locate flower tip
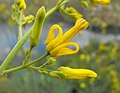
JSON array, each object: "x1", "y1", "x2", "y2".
[
  {"x1": 41, "y1": 6, "x2": 45, "y2": 10},
  {"x1": 89, "y1": 71, "x2": 97, "y2": 78},
  {"x1": 38, "y1": 6, "x2": 46, "y2": 14}
]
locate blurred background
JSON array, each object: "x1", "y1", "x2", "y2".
[{"x1": 0, "y1": 0, "x2": 120, "y2": 93}]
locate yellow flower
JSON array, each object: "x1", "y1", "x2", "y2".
[
  {"x1": 44, "y1": 18, "x2": 89, "y2": 57},
  {"x1": 91, "y1": 0, "x2": 111, "y2": 5},
  {"x1": 50, "y1": 66, "x2": 97, "y2": 80}
]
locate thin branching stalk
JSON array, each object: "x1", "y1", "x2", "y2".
[
  {"x1": 18, "y1": 9, "x2": 23, "y2": 40},
  {"x1": 2, "y1": 53, "x2": 48, "y2": 75}
]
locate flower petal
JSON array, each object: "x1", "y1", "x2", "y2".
[
  {"x1": 61, "y1": 18, "x2": 89, "y2": 43},
  {"x1": 50, "y1": 42, "x2": 79, "y2": 57},
  {"x1": 44, "y1": 24, "x2": 63, "y2": 44}
]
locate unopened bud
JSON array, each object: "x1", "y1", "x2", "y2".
[
  {"x1": 23, "y1": 15, "x2": 34, "y2": 24},
  {"x1": 26, "y1": 15, "x2": 34, "y2": 24},
  {"x1": 30, "y1": 6, "x2": 46, "y2": 48},
  {"x1": 19, "y1": 0, "x2": 26, "y2": 9},
  {"x1": 46, "y1": 57, "x2": 56, "y2": 65}
]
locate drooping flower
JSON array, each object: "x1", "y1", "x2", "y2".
[
  {"x1": 44, "y1": 18, "x2": 89, "y2": 57},
  {"x1": 91, "y1": 0, "x2": 111, "y2": 5},
  {"x1": 50, "y1": 66, "x2": 97, "y2": 80}
]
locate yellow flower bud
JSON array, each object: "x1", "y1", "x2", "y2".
[
  {"x1": 30, "y1": 6, "x2": 46, "y2": 48},
  {"x1": 19, "y1": 0, "x2": 26, "y2": 9},
  {"x1": 23, "y1": 15, "x2": 34, "y2": 24},
  {"x1": 49, "y1": 66, "x2": 97, "y2": 80},
  {"x1": 15, "y1": 0, "x2": 26, "y2": 9},
  {"x1": 58, "y1": 66, "x2": 97, "y2": 79}
]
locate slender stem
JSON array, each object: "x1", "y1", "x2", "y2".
[
  {"x1": 25, "y1": 53, "x2": 49, "y2": 67},
  {"x1": 18, "y1": 10, "x2": 23, "y2": 40},
  {"x1": 39, "y1": 62, "x2": 48, "y2": 68},
  {"x1": 2, "y1": 53, "x2": 48, "y2": 75},
  {"x1": 0, "y1": 27, "x2": 33, "y2": 75},
  {"x1": 3, "y1": 65, "x2": 24, "y2": 74},
  {"x1": 45, "y1": 0, "x2": 69, "y2": 18},
  {"x1": 45, "y1": 6, "x2": 58, "y2": 18},
  {"x1": 29, "y1": 66, "x2": 39, "y2": 71},
  {"x1": 0, "y1": 5, "x2": 59, "y2": 76}
]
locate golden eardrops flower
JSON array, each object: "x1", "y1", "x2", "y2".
[
  {"x1": 91, "y1": 0, "x2": 111, "y2": 5},
  {"x1": 50, "y1": 66, "x2": 97, "y2": 80},
  {"x1": 44, "y1": 18, "x2": 89, "y2": 57}
]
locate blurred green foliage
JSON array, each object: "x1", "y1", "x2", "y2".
[{"x1": 0, "y1": 40, "x2": 120, "y2": 93}]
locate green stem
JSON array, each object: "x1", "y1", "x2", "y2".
[
  {"x1": 29, "y1": 66, "x2": 39, "y2": 71},
  {"x1": 0, "y1": 5, "x2": 59, "y2": 76},
  {"x1": 25, "y1": 53, "x2": 49, "y2": 66},
  {"x1": 2, "y1": 53, "x2": 48, "y2": 75},
  {"x1": 0, "y1": 27, "x2": 33, "y2": 75},
  {"x1": 18, "y1": 10, "x2": 23, "y2": 40},
  {"x1": 45, "y1": 6, "x2": 58, "y2": 18},
  {"x1": 45, "y1": 0, "x2": 69, "y2": 18}
]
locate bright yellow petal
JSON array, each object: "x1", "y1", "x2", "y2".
[
  {"x1": 58, "y1": 66, "x2": 97, "y2": 79},
  {"x1": 44, "y1": 24, "x2": 63, "y2": 44},
  {"x1": 61, "y1": 18, "x2": 89, "y2": 43},
  {"x1": 50, "y1": 42, "x2": 79, "y2": 57}
]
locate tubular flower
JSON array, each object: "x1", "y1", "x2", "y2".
[
  {"x1": 50, "y1": 66, "x2": 97, "y2": 80},
  {"x1": 91, "y1": 0, "x2": 110, "y2": 5},
  {"x1": 44, "y1": 18, "x2": 89, "y2": 57}
]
